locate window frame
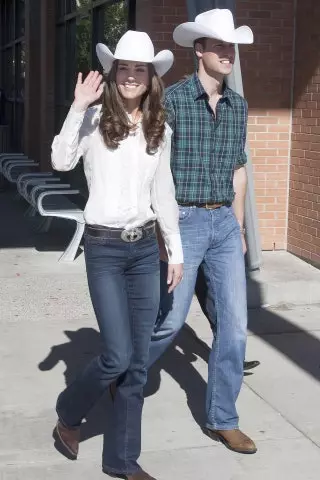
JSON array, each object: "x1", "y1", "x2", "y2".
[{"x1": 0, "y1": 0, "x2": 25, "y2": 150}]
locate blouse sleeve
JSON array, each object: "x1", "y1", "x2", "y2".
[
  {"x1": 51, "y1": 105, "x2": 99, "y2": 171},
  {"x1": 151, "y1": 126, "x2": 183, "y2": 264}
]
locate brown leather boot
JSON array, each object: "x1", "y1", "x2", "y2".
[
  {"x1": 205, "y1": 428, "x2": 257, "y2": 454},
  {"x1": 127, "y1": 471, "x2": 157, "y2": 480},
  {"x1": 53, "y1": 420, "x2": 80, "y2": 460},
  {"x1": 106, "y1": 470, "x2": 157, "y2": 480}
]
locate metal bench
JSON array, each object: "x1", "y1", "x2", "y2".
[
  {"x1": 37, "y1": 189, "x2": 85, "y2": 262},
  {"x1": 16, "y1": 172, "x2": 70, "y2": 217},
  {"x1": 0, "y1": 154, "x2": 29, "y2": 186},
  {"x1": 1, "y1": 154, "x2": 86, "y2": 262},
  {"x1": 3, "y1": 160, "x2": 39, "y2": 183}
]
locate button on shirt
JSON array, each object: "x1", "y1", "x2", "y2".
[
  {"x1": 51, "y1": 105, "x2": 183, "y2": 264},
  {"x1": 165, "y1": 73, "x2": 248, "y2": 204}
]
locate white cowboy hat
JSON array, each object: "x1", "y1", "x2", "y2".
[
  {"x1": 173, "y1": 9, "x2": 254, "y2": 48},
  {"x1": 96, "y1": 30, "x2": 174, "y2": 77}
]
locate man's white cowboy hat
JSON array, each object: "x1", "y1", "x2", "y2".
[
  {"x1": 173, "y1": 9, "x2": 254, "y2": 48},
  {"x1": 96, "y1": 30, "x2": 174, "y2": 77}
]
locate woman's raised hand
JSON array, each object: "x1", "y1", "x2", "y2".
[{"x1": 73, "y1": 71, "x2": 104, "y2": 112}]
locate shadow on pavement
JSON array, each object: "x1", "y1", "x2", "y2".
[{"x1": 38, "y1": 324, "x2": 208, "y2": 442}]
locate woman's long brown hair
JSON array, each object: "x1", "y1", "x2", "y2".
[{"x1": 99, "y1": 61, "x2": 166, "y2": 155}]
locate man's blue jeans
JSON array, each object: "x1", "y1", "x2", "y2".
[
  {"x1": 148, "y1": 206, "x2": 247, "y2": 430},
  {"x1": 56, "y1": 231, "x2": 160, "y2": 475}
]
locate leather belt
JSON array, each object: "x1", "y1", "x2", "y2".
[
  {"x1": 179, "y1": 202, "x2": 226, "y2": 210},
  {"x1": 85, "y1": 221, "x2": 156, "y2": 243}
]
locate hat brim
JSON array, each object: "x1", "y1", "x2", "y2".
[
  {"x1": 152, "y1": 50, "x2": 174, "y2": 77},
  {"x1": 173, "y1": 22, "x2": 254, "y2": 47},
  {"x1": 96, "y1": 44, "x2": 174, "y2": 77},
  {"x1": 96, "y1": 43, "x2": 114, "y2": 73}
]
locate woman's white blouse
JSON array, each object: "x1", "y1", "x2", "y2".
[{"x1": 51, "y1": 105, "x2": 183, "y2": 264}]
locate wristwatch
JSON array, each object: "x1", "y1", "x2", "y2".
[{"x1": 240, "y1": 226, "x2": 246, "y2": 235}]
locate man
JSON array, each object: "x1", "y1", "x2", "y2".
[{"x1": 149, "y1": 9, "x2": 257, "y2": 454}]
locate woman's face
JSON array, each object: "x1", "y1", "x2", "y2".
[{"x1": 116, "y1": 60, "x2": 150, "y2": 106}]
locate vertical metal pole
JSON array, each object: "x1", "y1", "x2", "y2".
[
  {"x1": 186, "y1": 0, "x2": 262, "y2": 270},
  {"x1": 227, "y1": 48, "x2": 262, "y2": 270}
]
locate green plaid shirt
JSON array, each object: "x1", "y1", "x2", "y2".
[{"x1": 164, "y1": 73, "x2": 248, "y2": 204}]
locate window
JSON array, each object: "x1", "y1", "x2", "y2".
[
  {"x1": 55, "y1": 0, "x2": 135, "y2": 132},
  {"x1": 0, "y1": 0, "x2": 25, "y2": 150}
]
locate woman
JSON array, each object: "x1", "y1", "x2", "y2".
[{"x1": 51, "y1": 31, "x2": 183, "y2": 480}]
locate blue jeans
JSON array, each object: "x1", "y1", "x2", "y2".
[
  {"x1": 149, "y1": 206, "x2": 247, "y2": 430},
  {"x1": 56, "y1": 230, "x2": 160, "y2": 475}
]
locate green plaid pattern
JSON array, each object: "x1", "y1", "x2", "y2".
[{"x1": 165, "y1": 73, "x2": 248, "y2": 204}]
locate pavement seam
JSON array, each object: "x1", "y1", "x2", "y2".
[
  {"x1": 0, "y1": 437, "x2": 315, "y2": 469},
  {"x1": 243, "y1": 381, "x2": 320, "y2": 450}
]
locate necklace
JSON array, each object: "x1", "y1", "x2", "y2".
[{"x1": 128, "y1": 110, "x2": 142, "y2": 126}]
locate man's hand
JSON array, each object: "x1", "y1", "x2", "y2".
[
  {"x1": 233, "y1": 165, "x2": 247, "y2": 255},
  {"x1": 241, "y1": 232, "x2": 247, "y2": 255},
  {"x1": 167, "y1": 264, "x2": 183, "y2": 293}
]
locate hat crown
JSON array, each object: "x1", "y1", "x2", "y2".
[
  {"x1": 172, "y1": 7, "x2": 253, "y2": 47},
  {"x1": 96, "y1": 30, "x2": 174, "y2": 77},
  {"x1": 196, "y1": 9, "x2": 235, "y2": 35},
  {"x1": 114, "y1": 30, "x2": 155, "y2": 63}
]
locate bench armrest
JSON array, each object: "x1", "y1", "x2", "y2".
[
  {"x1": 37, "y1": 189, "x2": 80, "y2": 216},
  {"x1": 31, "y1": 183, "x2": 71, "y2": 206},
  {"x1": 17, "y1": 173, "x2": 56, "y2": 195},
  {"x1": 17, "y1": 171, "x2": 54, "y2": 186},
  {"x1": 0, "y1": 155, "x2": 28, "y2": 171},
  {"x1": 0, "y1": 153, "x2": 24, "y2": 160},
  {"x1": 4, "y1": 161, "x2": 38, "y2": 178}
]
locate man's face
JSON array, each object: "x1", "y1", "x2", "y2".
[{"x1": 196, "y1": 38, "x2": 236, "y2": 76}]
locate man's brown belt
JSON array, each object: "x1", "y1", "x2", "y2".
[{"x1": 179, "y1": 202, "x2": 226, "y2": 210}]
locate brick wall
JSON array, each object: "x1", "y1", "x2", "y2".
[
  {"x1": 237, "y1": 0, "x2": 294, "y2": 250},
  {"x1": 136, "y1": 0, "x2": 295, "y2": 250},
  {"x1": 136, "y1": 0, "x2": 193, "y2": 86},
  {"x1": 287, "y1": 0, "x2": 320, "y2": 267}
]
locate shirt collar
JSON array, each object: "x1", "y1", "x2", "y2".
[{"x1": 188, "y1": 73, "x2": 232, "y2": 105}]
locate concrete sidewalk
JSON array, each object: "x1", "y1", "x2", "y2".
[{"x1": 1, "y1": 191, "x2": 320, "y2": 479}]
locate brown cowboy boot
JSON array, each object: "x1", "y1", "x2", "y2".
[
  {"x1": 106, "y1": 470, "x2": 157, "y2": 480},
  {"x1": 205, "y1": 428, "x2": 257, "y2": 454},
  {"x1": 53, "y1": 420, "x2": 80, "y2": 460},
  {"x1": 127, "y1": 471, "x2": 157, "y2": 480}
]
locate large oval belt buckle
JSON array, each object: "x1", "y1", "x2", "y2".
[{"x1": 121, "y1": 227, "x2": 143, "y2": 243}]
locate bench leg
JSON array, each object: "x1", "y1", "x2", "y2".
[
  {"x1": 0, "y1": 176, "x2": 8, "y2": 190},
  {"x1": 36, "y1": 216, "x2": 53, "y2": 233},
  {"x1": 59, "y1": 222, "x2": 85, "y2": 262},
  {"x1": 24, "y1": 205, "x2": 37, "y2": 217}
]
